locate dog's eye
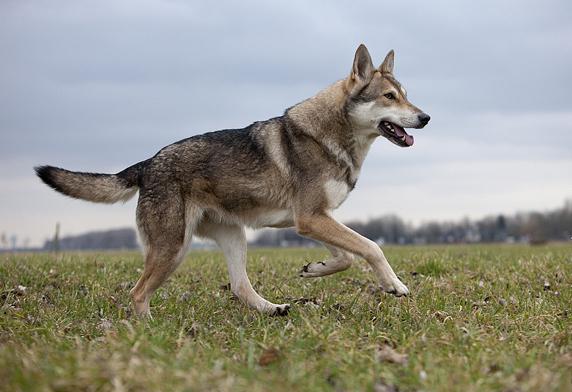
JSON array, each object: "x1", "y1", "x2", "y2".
[{"x1": 384, "y1": 93, "x2": 395, "y2": 100}]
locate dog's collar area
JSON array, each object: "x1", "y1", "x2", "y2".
[{"x1": 378, "y1": 121, "x2": 414, "y2": 147}]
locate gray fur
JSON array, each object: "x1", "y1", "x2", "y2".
[{"x1": 35, "y1": 45, "x2": 430, "y2": 317}]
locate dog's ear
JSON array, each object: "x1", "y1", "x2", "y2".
[
  {"x1": 351, "y1": 44, "x2": 374, "y2": 83},
  {"x1": 379, "y1": 50, "x2": 395, "y2": 74}
]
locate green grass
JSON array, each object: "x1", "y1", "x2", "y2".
[{"x1": 1, "y1": 245, "x2": 571, "y2": 391}]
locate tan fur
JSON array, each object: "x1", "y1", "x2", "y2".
[{"x1": 37, "y1": 44, "x2": 430, "y2": 317}]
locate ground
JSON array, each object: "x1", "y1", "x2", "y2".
[{"x1": 1, "y1": 244, "x2": 571, "y2": 392}]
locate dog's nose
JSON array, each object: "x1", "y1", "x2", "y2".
[{"x1": 418, "y1": 113, "x2": 431, "y2": 126}]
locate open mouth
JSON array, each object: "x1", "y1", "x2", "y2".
[{"x1": 378, "y1": 121, "x2": 414, "y2": 147}]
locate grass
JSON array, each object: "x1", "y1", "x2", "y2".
[{"x1": 1, "y1": 244, "x2": 571, "y2": 391}]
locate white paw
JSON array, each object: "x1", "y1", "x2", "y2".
[
  {"x1": 382, "y1": 278, "x2": 409, "y2": 297},
  {"x1": 270, "y1": 303, "x2": 291, "y2": 316},
  {"x1": 299, "y1": 261, "x2": 328, "y2": 278}
]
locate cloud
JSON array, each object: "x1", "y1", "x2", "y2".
[{"x1": 0, "y1": 0, "x2": 571, "y2": 246}]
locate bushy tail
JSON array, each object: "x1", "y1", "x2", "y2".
[{"x1": 35, "y1": 161, "x2": 145, "y2": 204}]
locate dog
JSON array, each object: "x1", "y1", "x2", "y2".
[{"x1": 36, "y1": 45, "x2": 430, "y2": 317}]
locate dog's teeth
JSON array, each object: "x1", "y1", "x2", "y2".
[{"x1": 381, "y1": 121, "x2": 396, "y2": 134}]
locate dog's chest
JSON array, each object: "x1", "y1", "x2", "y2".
[{"x1": 323, "y1": 179, "x2": 350, "y2": 209}]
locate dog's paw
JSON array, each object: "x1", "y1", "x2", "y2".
[
  {"x1": 271, "y1": 303, "x2": 291, "y2": 316},
  {"x1": 299, "y1": 261, "x2": 327, "y2": 278},
  {"x1": 382, "y1": 279, "x2": 410, "y2": 297}
]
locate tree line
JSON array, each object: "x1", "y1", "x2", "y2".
[
  {"x1": 43, "y1": 227, "x2": 138, "y2": 251},
  {"x1": 30, "y1": 199, "x2": 572, "y2": 250},
  {"x1": 253, "y1": 199, "x2": 572, "y2": 247}
]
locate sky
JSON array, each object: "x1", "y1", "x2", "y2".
[{"x1": 1, "y1": 0, "x2": 571, "y2": 247}]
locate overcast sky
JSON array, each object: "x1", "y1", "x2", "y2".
[{"x1": 1, "y1": 0, "x2": 571, "y2": 247}]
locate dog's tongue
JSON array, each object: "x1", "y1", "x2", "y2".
[{"x1": 393, "y1": 124, "x2": 414, "y2": 146}]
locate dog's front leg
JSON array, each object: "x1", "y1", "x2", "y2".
[
  {"x1": 299, "y1": 243, "x2": 354, "y2": 278},
  {"x1": 201, "y1": 223, "x2": 290, "y2": 316},
  {"x1": 295, "y1": 213, "x2": 409, "y2": 296}
]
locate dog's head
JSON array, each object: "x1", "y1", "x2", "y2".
[{"x1": 346, "y1": 44, "x2": 430, "y2": 147}]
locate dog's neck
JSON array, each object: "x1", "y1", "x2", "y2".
[
  {"x1": 287, "y1": 80, "x2": 349, "y2": 136},
  {"x1": 287, "y1": 80, "x2": 378, "y2": 179}
]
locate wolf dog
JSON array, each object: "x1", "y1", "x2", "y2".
[{"x1": 36, "y1": 45, "x2": 430, "y2": 317}]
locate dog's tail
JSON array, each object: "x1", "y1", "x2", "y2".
[{"x1": 34, "y1": 161, "x2": 147, "y2": 204}]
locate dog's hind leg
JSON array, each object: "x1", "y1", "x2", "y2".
[
  {"x1": 131, "y1": 245, "x2": 185, "y2": 318},
  {"x1": 198, "y1": 222, "x2": 290, "y2": 316},
  {"x1": 130, "y1": 194, "x2": 197, "y2": 318},
  {"x1": 299, "y1": 244, "x2": 354, "y2": 278}
]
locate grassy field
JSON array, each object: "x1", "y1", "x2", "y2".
[{"x1": 1, "y1": 245, "x2": 571, "y2": 391}]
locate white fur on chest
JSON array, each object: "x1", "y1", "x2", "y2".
[{"x1": 324, "y1": 179, "x2": 350, "y2": 209}]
